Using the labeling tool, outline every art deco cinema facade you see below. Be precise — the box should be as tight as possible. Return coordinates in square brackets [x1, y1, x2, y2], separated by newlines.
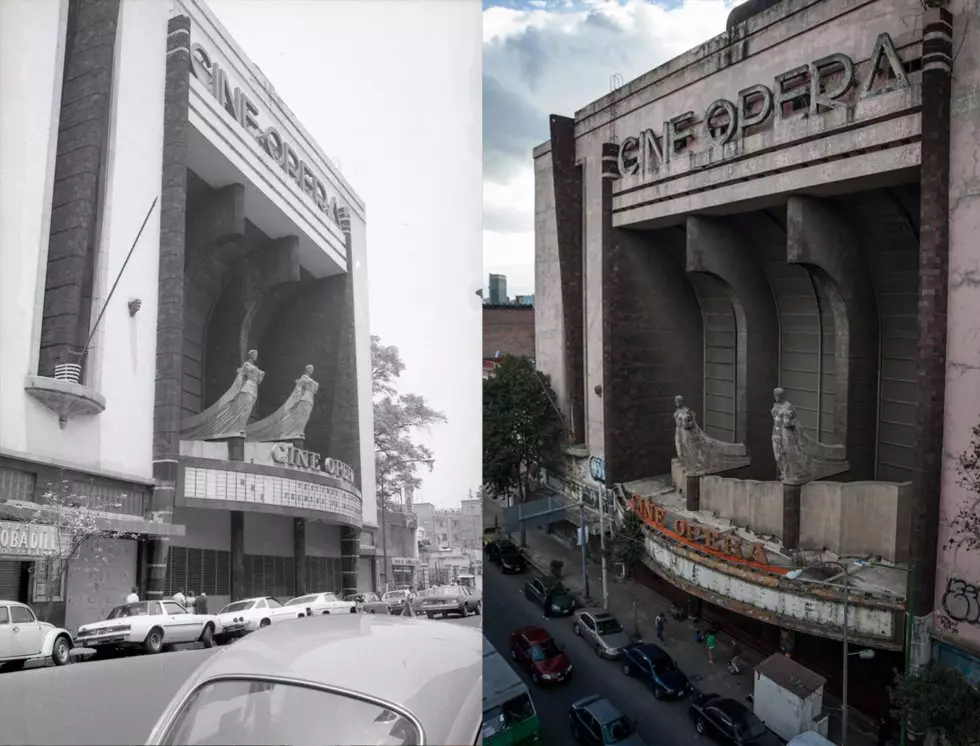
[534, 0, 980, 712]
[0, 0, 376, 630]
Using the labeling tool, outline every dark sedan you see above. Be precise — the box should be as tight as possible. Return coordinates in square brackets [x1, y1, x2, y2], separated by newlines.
[487, 540, 528, 574]
[569, 694, 648, 745]
[524, 575, 576, 617]
[621, 643, 692, 700]
[689, 693, 782, 745]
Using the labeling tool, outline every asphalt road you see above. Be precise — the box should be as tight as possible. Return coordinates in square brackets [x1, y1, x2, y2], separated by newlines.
[0, 612, 480, 746]
[483, 563, 702, 746]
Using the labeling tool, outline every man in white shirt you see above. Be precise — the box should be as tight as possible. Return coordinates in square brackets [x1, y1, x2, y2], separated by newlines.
[125, 586, 139, 604]
[173, 588, 186, 606]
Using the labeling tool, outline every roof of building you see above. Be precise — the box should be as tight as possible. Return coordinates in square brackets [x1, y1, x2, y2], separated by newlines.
[755, 653, 827, 699]
[726, 0, 786, 30]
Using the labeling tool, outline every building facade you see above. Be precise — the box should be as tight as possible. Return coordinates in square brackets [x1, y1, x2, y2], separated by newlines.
[0, 0, 376, 630]
[535, 0, 980, 714]
[483, 280, 535, 377]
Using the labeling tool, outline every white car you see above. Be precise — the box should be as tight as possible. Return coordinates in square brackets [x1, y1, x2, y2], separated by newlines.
[0, 600, 74, 671]
[284, 592, 358, 616]
[75, 600, 218, 656]
[214, 596, 297, 644]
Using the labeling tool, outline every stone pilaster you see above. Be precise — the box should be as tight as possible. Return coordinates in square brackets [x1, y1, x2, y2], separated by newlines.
[341, 526, 360, 597]
[293, 518, 307, 597]
[230, 510, 245, 601]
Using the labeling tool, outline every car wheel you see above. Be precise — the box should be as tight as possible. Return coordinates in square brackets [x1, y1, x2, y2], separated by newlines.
[474, 601, 482, 616]
[623, 661, 633, 676]
[696, 719, 706, 735]
[654, 686, 664, 700]
[369, 609, 376, 614]
[349, 607, 357, 614]
[572, 622, 581, 635]
[259, 618, 271, 628]
[51, 635, 71, 666]
[143, 628, 164, 655]
[459, 605, 467, 617]
[0, 660, 26, 673]
[199, 624, 215, 649]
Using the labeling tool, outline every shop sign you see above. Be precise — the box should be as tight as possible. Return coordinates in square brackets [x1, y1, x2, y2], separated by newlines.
[392, 557, 419, 567]
[618, 33, 910, 181]
[0, 520, 64, 559]
[270, 443, 355, 486]
[630, 497, 787, 574]
[189, 43, 343, 228]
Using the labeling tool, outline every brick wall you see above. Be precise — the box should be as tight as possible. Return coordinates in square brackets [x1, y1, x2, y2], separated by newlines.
[483, 306, 535, 359]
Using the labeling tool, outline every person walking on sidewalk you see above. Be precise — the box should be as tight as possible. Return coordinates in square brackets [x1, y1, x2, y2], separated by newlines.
[706, 629, 718, 664]
[655, 612, 666, 642]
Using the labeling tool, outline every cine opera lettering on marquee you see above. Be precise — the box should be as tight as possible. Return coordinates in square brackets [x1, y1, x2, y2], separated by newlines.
[190, 43, 343, 228]
[618, 32, 911, 181]
[270, 443, 356, 486]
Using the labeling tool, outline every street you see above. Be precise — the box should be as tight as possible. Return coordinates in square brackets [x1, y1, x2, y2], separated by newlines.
[483, 562, 704, 746]
[0, 613, 481, 745]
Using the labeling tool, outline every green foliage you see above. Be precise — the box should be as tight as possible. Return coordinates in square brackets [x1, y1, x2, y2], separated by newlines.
[889, 661, 980, 744]
[482, 355, 566, 500]
[372, 336, 446, 504]
[614, 509, 646, 577]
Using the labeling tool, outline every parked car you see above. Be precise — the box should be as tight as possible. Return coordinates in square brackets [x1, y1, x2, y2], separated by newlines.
[621, 642, 692, 699]
[144, 614, 482, 746]
[382, 589, 413, 615]
[568, 694, 648, 745]
[284, 592, 358, 616]
[486, 540, 528, 573]
[76, 600, 217, 656]
[524, 576, 575, 617]
[421, 584, 481, 618]
[573, 608, 632, 658]
[509, 626, 573, 685]
[0, 600, 73, 671]
[213, 596, 298, 644]
[689, 693, 782, 745]
[344, 592, 389, 614]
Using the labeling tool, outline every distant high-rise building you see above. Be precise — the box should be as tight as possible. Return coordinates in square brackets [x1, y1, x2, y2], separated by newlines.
[488, 274, 507, 305]
[515, 295, 534, 306]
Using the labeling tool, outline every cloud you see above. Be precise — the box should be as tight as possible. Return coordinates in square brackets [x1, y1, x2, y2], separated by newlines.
[482, 0, 735, 297]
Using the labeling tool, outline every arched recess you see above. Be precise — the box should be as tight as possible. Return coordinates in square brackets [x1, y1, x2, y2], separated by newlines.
[687, 273, 738, 444]
[786, 196, 879, 480]
[686, 216, 779, 479]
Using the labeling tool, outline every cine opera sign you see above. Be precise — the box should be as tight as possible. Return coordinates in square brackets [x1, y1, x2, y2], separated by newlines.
[190, 43, 343, 229]
[270, 443, 356, 486]
[618, 33, 910, 181]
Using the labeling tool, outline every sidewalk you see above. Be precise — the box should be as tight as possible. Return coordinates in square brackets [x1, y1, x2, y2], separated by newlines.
[484, 498, 879, 746]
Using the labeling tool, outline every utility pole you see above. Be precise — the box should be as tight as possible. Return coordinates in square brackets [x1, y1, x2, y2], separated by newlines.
[598, 489, 609, 609]
[579, 502, 590, 600]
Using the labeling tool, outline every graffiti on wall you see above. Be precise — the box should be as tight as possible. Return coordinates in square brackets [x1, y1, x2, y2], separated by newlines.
[939, 577, 980, 635]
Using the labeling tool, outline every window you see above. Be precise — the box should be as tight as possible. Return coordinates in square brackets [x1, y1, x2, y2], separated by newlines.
[148, 602, 162, 616]
[163, 601, 187, 615]
[603, 717, 635, 744]
[32, 558, 65, 603]
[266, 598, 283, 608]
[10, 605, 35, 624]
[595, 617, 623, 636]
[255, 599, 268, 609]
[0, 607, 8, 625]
[166, 547, 232, 597]
[583, 615, 596, 631]
[162, 678, 422, 746]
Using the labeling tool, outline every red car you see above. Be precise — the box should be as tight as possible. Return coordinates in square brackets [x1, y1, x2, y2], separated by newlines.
[509, 626, 574, 685]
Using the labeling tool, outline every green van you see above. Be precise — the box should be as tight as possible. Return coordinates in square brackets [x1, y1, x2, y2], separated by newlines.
[482, 636, 542, 745]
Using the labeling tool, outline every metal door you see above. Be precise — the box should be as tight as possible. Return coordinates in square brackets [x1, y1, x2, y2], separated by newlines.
[0, 560, 23, 602]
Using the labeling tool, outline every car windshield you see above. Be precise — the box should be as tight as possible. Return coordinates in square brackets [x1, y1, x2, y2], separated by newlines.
[219, 600, 255, 614]
[603, 716, 635, 743]
[285, 595, 319, 606]
[596, 617, 624, 635]
[162, 678, 422, 746]
[108, 602, 150, 619]
[735, 711, 768, 740]
[529, 640, 561, 661]
[650, 656, 677, 675]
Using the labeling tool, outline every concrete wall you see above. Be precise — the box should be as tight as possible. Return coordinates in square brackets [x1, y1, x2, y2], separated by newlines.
[0, 0, 167, 483]
[935, 0, 980, 654]
[307, 520, 342, 558]
[64, 536, 137, 632]
[243, 512, 293, 557]
[700, 476, 783, 538]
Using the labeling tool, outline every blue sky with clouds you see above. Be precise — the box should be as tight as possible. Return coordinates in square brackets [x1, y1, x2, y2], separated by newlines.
[482, 0, 737, 297]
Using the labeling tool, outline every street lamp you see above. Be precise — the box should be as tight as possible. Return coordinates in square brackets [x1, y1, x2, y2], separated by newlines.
[786, 558, 869, 746]
[377, 457, 434, 592]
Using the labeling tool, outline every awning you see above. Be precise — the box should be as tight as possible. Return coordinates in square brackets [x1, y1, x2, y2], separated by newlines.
[0, 500, 185, 539]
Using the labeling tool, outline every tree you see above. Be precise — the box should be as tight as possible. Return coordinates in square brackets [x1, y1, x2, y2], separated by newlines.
[614, 509, 646, 578]
[11, 478, 131, 622]
[483, 355, 567, 545]
[889, 661, 980, 745]
[372, 335, 447, 507]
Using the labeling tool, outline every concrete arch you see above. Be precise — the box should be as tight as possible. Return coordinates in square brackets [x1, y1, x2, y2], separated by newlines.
[686, 215, 780, 479]
[786, 196, 879, 480]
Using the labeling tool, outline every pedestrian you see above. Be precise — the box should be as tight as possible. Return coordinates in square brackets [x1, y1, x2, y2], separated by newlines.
[655, 612, 666, 642]
[730, 638, 742, 670]
[173, 588, 186, 607]
[187, 590, 196, 611]
[706, 628, 718, 664]
[126, 586, 139, 604]
[196, 592, 208, 615]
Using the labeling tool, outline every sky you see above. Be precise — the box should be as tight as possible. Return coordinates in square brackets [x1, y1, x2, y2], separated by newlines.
[208, 0, 483, 510]
[482, 0, 736, 297]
